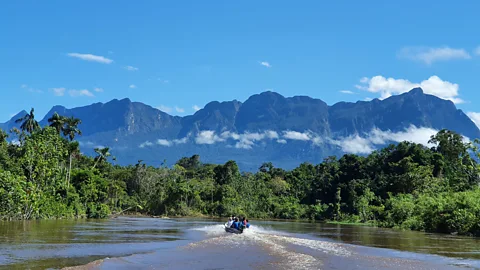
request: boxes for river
[1,216,480,269]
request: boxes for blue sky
[2,1,480,125]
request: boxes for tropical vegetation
[2,110,480,237]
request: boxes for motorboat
[224,223,243,234]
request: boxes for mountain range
[2,87,479,171]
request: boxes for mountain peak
[106,97,131,105]
[10,110,28,121]
[408,87,424,95]
[258,90,284,98]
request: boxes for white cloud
[195,131,225,144]
[265,130,279,139]
[283,131,311,141]
[192,105,201,112]
[157,139,172,147]
[364,97,373,101]
[398,46,471,65]
[124,65,139,71]
[329,135,375,154]
[94,87,104,92]
[51,87,66,96]
[235,140,254,149]
[67,53,113,64]
[157,105,172,113]
[368,126,438,146]
[194,130,285,149]
[175,106,185,113]
[467,112,480,129]
[129,84,137,89]
[329,125,440,154]
[339,90,355,94]
[139,136,188,148]
[277,139,287,144]
[139,141,153,148]
[69,89,94,97]
[356,75,464,104]
[260,61,272,68]
[173,137,188,144]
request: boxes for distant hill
[3,88,479,171]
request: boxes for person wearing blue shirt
[231,217,239,229]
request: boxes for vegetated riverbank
[2,112,480,237]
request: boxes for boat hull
[224,226,243,234]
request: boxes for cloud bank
[139,136,189,148]
[137,125,452,154]
[356,75,463,104]
[328,125,439,154]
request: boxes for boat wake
[187,224,353,269]
[57,222,480,270]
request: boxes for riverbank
[326,221,377,227]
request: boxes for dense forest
[2,109,480,237]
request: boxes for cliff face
[3,88,478,171]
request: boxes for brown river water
[1,216,480,269]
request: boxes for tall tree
[66,141,80,188]
[59,116,82,188]
[47,112,66,134]
[93,147,112,169]
[63,116,82,141]
[15,108,40,134]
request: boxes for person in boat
[246,219,250,228]
[238,218,245,230]
[226,217,234,227]
[231,217,240,229]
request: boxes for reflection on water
[0,217,190,270]
[0,217,480,269]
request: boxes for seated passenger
[231,218,239,229]
[226,217,233,227]
[246,219,250,228]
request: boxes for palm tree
[62,116,82,141]
[15,108,40,134]
[47,112,66,134]
[92,147,111,169]
[66,141,80,188]
[60,117,82,188]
